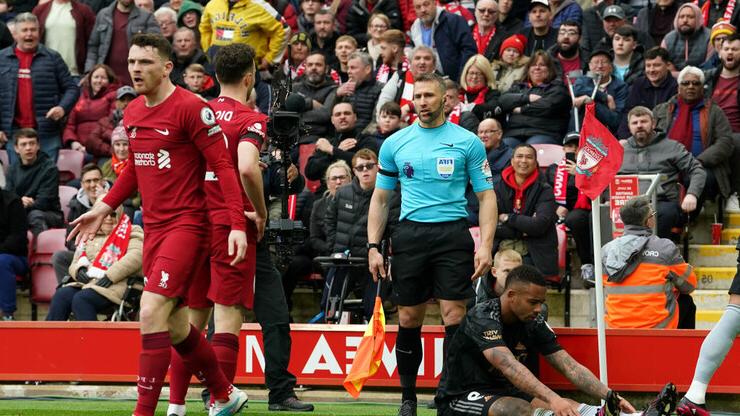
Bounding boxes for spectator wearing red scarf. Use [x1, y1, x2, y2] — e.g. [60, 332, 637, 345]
[653, 66, 734, 212]
[493, 144, 558, 276]
[459, 54, 503, 125]
[100, 126, 141, 213]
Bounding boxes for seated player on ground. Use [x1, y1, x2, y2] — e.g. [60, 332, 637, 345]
[439, 264, 679, 416]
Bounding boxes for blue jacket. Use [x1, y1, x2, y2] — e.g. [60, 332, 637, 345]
[408, 8, 476, 82]
[572, 75, 628, 131]
[0, 45, 79, 141]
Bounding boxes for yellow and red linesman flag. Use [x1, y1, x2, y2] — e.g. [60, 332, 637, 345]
[343, 296, 386, 398]
[575, 103, 624, 200]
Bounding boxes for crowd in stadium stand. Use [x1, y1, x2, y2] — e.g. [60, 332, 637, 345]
[1, 0, 739, 329]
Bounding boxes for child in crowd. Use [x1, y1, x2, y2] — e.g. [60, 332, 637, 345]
[492, 34, 530, 93]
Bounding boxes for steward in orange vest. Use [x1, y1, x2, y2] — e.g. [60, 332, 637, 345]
[601, 197, 696, 329]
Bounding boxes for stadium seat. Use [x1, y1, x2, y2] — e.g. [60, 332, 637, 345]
[56, 149, 84, 184]
[0, 149, 8, 173]
[29, 228, 67, 320]
[58, 185, 77, 223]
[531, 144, 565, 169]
[298, 143, 321, 193]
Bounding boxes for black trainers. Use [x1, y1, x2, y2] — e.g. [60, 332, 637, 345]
[596, 389, 622, 416]
[642, 382, 678, 416]
[398, 400, 417, 416]
[268, 397, 314, 412]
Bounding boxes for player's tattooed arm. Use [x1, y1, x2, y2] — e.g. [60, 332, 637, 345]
[544, 350, 609, 401]
[483, 346, 561, 404]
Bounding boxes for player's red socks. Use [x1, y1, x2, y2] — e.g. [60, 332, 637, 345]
[134, 331, 171, 416]
[168, 348, 191, 406]
[172, 325, 231, 402]
[212, 333, 240, 382]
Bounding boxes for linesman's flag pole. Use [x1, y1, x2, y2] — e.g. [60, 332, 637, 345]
[574, 103, 624, 385]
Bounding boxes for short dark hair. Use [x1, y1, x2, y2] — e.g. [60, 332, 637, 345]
[620, 195, 652, 226]
[614, 24, 637, 40]
[512, 143, 537, 158]
[307, 50, 327, 63]
[332, 99, 355, 113]
[81, 163, 103, 179]
[414, 72, 446, 95]
[214, 43, 256, 85]
[130, 33, 173, 61]
[504, 265, 547, 290]
[14, 128, 38, 142]
[559, 20, 581, 35]
[724, 32, 740, 44]
[444, 79, 460, 92]
[379, 101, 401, 117]
[643, 46, 672, 63]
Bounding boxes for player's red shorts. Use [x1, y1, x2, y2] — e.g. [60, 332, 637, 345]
[143, 225, 210, 305]
[187, 223, 257, 310]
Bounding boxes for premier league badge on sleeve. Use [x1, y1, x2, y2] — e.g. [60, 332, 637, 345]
[437, 157, 454, 178]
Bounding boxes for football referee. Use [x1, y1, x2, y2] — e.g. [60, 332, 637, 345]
[367, 72, 497, 416]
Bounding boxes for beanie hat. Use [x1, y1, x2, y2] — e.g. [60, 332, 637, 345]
[710, 20, 736, 45]
[500, 34, 527, 57]
[111, 125, 128, 144]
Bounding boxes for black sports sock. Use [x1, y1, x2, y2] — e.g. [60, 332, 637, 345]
[396, 325, 423, 402]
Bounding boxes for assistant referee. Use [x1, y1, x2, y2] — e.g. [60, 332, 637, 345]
[367, 72, 497, 416]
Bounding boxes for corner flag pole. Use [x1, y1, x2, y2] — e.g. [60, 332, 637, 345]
[591, 198, 608, 385]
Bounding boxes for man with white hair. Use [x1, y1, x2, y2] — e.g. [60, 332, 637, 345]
[154, 7, 177, 42]
[375, 46, 437, 122]
[335, 51, 383, 132]
[653, 66, 734, 224]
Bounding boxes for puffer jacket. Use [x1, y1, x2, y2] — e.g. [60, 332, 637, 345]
[310, 194, 332, 256]
[66, 223, 144, 305]
[407, 7, 477, 82]
[620, 131, 706, 201]
[660, 3, 710, 70]
[499, 78, 572, 139]
[4, 152, 62, 214]
[346, 0, 402, 47]
[325, 178, 373, 257]
[84, 2, 160, 72]
[341, 78, 384, 132]
[602, 224, 696, 329]
[0, 45, 80, 141]
[62, 83, 117, 154]
[653, 96, 734, 197]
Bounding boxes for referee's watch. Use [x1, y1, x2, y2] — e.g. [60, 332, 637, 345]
[366, 242, 380, 251]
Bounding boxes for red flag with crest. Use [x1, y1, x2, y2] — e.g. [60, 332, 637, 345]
[575, 103, 624, 200]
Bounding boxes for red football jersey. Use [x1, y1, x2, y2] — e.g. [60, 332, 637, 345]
[205, 96, 267, 226]
[103, 87, 246, 231]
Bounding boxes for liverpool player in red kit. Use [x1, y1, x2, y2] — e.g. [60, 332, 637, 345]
[166, 43, 273, 416]
[69, 34, 249, 416]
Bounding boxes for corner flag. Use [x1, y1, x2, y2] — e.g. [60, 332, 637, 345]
[343, 295, 385, 398]
[575, 103, 624, 200]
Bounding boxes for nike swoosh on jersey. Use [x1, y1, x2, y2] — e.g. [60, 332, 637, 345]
[154, 128, 170, 136]
[441, 143, 454, 147]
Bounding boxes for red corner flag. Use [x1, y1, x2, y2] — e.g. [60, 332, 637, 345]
[575, 103, 624, 200]
[343, 296, 385, 398]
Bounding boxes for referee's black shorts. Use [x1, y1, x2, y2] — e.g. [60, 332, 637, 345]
[390, 219, 475, 306]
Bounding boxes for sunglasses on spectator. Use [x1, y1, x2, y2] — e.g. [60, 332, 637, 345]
[329, 174, 349, 182]
[680, 80, 701, 86]
[354, 163, 377, 172]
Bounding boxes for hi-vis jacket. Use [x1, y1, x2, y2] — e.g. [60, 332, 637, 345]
[199, 0, 289, 64]
[601, 225, 696, 329]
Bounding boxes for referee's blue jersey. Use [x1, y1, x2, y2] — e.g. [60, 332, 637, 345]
[376, 121, 493, 222]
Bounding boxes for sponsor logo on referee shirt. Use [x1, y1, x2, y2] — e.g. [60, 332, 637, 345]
[437, 157, 454, 178]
